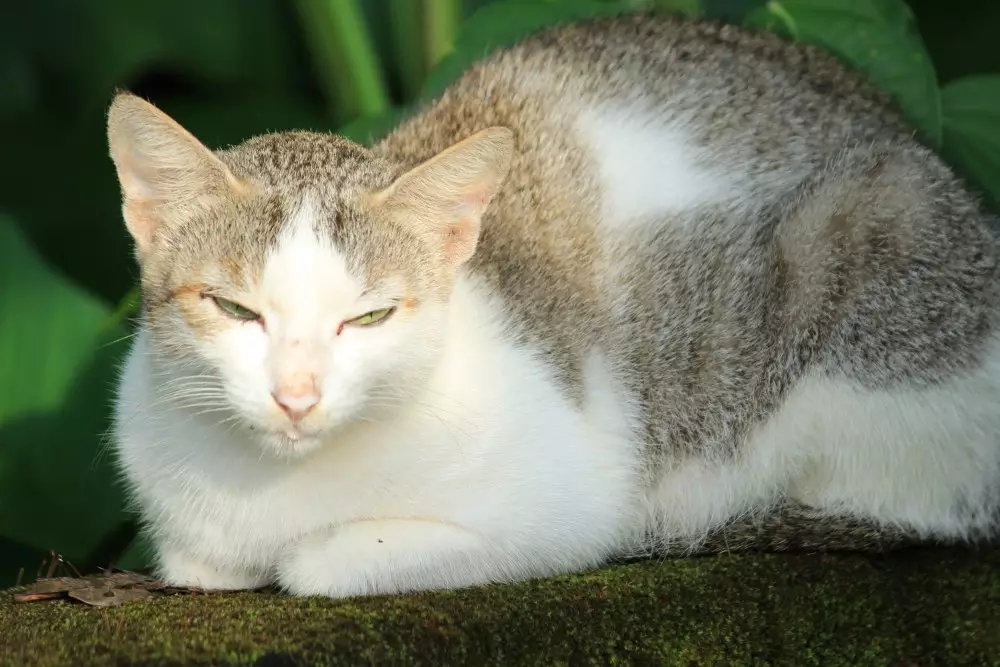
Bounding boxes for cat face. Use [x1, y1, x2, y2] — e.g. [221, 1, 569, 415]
[107, 93, 512, 457]
[157, 198, 448, 457]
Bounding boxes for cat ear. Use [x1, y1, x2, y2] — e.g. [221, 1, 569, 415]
[374, 127, 513, 268]
[106, 91, 244, 256]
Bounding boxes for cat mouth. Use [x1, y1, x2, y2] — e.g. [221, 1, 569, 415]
[251, 427, 325, 459]
[271, 424, 323, 446]
[248, 421, 321, 448]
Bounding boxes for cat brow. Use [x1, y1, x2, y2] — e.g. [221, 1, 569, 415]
[167, 283, 209, 302]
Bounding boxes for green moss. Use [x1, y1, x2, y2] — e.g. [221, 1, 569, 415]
[2, 548, 999, 666]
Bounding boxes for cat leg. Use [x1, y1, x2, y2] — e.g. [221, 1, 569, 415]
[277, 519, 515, 598]
[157, 548, 272, 590]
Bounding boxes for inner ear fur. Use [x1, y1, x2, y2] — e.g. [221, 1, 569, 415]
[106, 91, 246, 257]
[371, 126, 514, 268]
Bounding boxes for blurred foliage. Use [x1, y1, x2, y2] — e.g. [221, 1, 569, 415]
[0, 0, 998, 587]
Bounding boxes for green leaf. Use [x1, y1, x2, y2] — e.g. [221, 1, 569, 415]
[941, 75, 1000, 210]
[654, 0, 703, 17]
[0, 326, 133, 573]
[0, 108, 136, 305]
[745, 0, 942, 147]
[705, 0, 765, 20]
[10, 0, 302, 112]
[609, 0, 704, 16]
[904, 0, 1000, 85]
[624, 0, 703, 16]
[0, 215, 132, 572]
[0, 219, 111, 425]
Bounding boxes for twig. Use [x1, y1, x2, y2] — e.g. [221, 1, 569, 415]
[46, 550, 58, 578]
[12, 591, 65, 603]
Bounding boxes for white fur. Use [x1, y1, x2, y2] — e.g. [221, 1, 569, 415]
[575, 105, 741, 228]
[198, 198, 445, 457]
[648, 341, 1000, 547]
[573, 103, 812, 235]
[113, 215, 641, 596]
[113, 199, 1000, 598]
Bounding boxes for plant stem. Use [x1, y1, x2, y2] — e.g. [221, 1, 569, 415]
[293, 0, 391, 123]
[423, 0, 460, 77]
[389, 0, 426, 101]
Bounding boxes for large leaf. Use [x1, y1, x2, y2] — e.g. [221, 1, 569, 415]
[941, 75, 1000, 211]
[0, 109, 136, 306]
[0, 216, 132, 579]
[7, 0, 303, 112]
[745, 0, 942, 147]
[0, 327, 133, 581]
[905, 0, 1000, 85]
[0, 219, 111, 425]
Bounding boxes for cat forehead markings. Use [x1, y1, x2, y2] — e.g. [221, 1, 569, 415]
[260, 195, 364, 327]
[221, 131, 396, 194]
[574, 104, 744, 229]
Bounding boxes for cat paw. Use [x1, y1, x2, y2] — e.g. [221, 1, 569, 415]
[276, 519, 494, 598]
[158, 551, 270, 591]
[276, 531, 371, 597]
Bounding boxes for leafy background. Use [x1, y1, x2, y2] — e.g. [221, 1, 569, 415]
[1, 0, 998, 587]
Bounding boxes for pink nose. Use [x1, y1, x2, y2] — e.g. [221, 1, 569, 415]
[272, 373, 320, 422]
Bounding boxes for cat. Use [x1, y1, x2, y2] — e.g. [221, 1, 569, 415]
[107, 13, 1000, 598]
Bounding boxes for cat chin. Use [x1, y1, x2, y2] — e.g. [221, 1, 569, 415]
[247, 426, 330, 460]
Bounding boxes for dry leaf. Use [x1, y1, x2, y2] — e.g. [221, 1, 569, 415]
[12, 570, 186, 607]
[68, 586, 154, 607]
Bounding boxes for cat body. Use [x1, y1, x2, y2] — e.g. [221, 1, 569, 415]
[110, 14, 1000, 597]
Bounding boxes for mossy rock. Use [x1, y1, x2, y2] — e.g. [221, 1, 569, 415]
[2, 548, 999, 666]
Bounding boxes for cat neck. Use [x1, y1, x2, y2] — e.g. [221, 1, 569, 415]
[405, 271, 517, 422]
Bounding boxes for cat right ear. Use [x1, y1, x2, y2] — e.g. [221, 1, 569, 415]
[106, 91, 244, 257]
[370, 127, 513, 271]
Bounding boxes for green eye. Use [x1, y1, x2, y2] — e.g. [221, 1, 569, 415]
[347, 307, 396, 327]
[212, 296, 260, 321]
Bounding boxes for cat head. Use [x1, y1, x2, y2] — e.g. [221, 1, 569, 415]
[107, 92, 512, 458]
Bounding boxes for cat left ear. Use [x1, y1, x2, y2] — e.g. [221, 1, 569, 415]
[107, 91, 245, 258]
[373, 127, 513, 269]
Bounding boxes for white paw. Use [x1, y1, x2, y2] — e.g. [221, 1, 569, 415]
[276, 531, 374, 598]
[276, 520, 490, 598]
[158, 551, 270, 590]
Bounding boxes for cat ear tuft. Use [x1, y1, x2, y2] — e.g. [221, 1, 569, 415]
[106, 91, 243, 257]
[374, 127, 513, 269]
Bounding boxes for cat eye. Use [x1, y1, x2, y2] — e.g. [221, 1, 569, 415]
[211, 296, 261, 322]
[345, 307, 396, 327]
